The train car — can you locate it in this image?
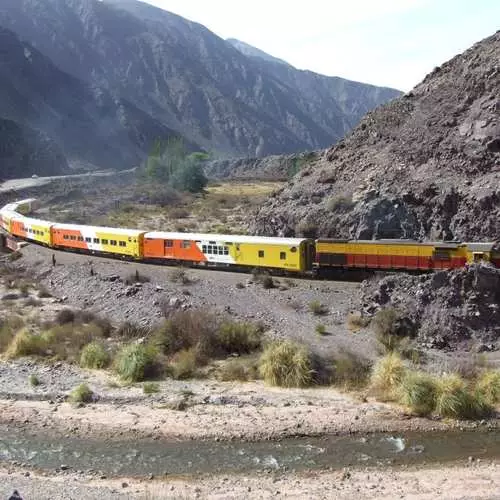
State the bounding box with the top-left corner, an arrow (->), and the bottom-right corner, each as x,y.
0,210 -> 16,233
314,239 -> 468,271
10,215 -> 53,246
52,223 -> 145,259
11,198 -> 39,215
143,232 -> 313,272
465,242 -> 500,267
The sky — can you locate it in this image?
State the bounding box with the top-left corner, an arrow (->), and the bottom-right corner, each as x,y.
142,0 -> 499,91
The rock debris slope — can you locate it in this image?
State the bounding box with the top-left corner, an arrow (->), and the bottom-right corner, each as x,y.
253,31 -> 500,241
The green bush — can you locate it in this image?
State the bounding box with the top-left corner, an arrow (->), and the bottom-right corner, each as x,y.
315,324 -> 327,336
80,342 -> 109,369
217,321 -> 262,355
399,371 -> 437,416
114,343 -> 158,382
476,370 -> 500,406
143,382 -> 160,394
309,301 -> 328,316
169,348 -> 199,380
29,374 -> 41,387
69,383 -> 93,403
259,341 -> 314,388
370,352 -> 406,401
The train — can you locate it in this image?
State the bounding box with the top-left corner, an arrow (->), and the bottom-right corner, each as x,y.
1,198 -> 499,275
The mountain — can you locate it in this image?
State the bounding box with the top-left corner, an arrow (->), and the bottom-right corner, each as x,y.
226,39 -> 291,66
0,26 -> 180,178
0,0 -> 401,159
253,31 -> 500,242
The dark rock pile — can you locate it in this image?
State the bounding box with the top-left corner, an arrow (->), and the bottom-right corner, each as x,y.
253,31 -> 500,242
361,264 -> 500,350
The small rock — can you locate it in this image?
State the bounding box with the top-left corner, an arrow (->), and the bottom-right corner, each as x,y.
121,482 -> 128,488
60,464 -> 70,471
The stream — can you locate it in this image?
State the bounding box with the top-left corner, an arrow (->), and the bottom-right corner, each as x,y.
1,426 -> 499,477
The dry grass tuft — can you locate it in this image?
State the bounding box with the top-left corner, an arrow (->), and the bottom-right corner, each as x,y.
80,342 -> 109,369
370,352 -> 406,401
259,341 -> 314,388
475,370 -> 500,406
398,371 -> 437,416
217,356 -> 259,382
347,312 -> 370,332
114,343 -> 159,382
68,383 -> 94,403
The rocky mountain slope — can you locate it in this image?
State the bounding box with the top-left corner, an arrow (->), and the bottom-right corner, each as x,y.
0,118 -> 68,179
226,39 -> 291,66
0,26 -> 179,178
0,0 -> 400,159
253,31 -> 500,242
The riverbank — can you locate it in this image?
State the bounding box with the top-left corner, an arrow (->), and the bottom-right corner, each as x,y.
1,459 -> 499,499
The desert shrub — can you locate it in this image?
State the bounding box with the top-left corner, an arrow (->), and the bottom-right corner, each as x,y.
259,341 -> 314,388
143,382 -> 160,394
169,348 -> 200,380
434,374 -> 491,419
216,321 -> 262,355
370,352 -> 406,401
327,195 -> 354,212
114,343 -> 159,382
399,371 -> 438,416
309,300 -> 328,316
169,207 -> 190,219
56,308 -> 76,325
331,351 -> 371,389
29,374 -> 41,387
80,342 -> 109,369
116,321 -> 150,339
6,329 -> 46,358
217,357 -> 259,382
346,312 -> 370,332
69,383 -> 93,403
315,324 -> 327,336
475,370 -> 500,406
372,307 -> 415,354
261,275 -> 275,289
0,315 -> 25,352
169,267 -> 190,284
235,282 -> 245,289
151,310 -> 219,358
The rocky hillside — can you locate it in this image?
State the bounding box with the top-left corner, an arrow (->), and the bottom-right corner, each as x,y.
0,0 -> 400,159
0,118 -> 68,179
0,26 -> 180,178
253,31 -> 500,242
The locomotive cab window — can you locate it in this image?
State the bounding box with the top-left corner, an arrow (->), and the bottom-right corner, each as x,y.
258,250 -> 265,258
280,252 -> 286,260
182,241 -> 191,249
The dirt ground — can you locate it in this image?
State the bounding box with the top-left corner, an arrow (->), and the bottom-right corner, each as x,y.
0,460 -> 499,499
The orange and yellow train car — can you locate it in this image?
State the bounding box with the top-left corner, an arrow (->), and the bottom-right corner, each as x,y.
314,239 -> 468,271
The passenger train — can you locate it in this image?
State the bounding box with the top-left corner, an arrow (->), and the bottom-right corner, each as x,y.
1,198 -> 499,275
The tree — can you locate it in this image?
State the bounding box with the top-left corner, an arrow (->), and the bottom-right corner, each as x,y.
144,137 -> 208,193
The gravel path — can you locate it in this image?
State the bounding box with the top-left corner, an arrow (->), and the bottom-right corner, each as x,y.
1,460 -> 499,499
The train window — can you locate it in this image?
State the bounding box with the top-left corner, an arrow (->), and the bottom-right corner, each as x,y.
110,240 -> 117,246
202,245 -> 207,253
70,235 -> 76,241
258,250 -> 264,258
207,245 -> 213,254
85,237 -> 91,243
119,241 -> 126,247
165,240 -> 174,248
280,252 -> 286,260
218,246 -> 223,255
63,235 -> 69,240
102,239 -> 109,245
290,247 -> 297,253
182,241 -> 191,249
41,232 -> 44,237
78,236 -> 84,242
223,247 -> 229,255
93,238 -> 100,244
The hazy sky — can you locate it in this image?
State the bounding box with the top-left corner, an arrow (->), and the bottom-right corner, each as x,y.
143,0 -> 499,91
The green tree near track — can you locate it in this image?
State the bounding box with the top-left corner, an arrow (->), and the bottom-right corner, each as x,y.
145,137 -> 208,193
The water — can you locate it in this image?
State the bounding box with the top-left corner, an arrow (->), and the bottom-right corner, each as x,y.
0,426 -> 499,477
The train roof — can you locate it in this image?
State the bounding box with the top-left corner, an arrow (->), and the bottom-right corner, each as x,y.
12,215 -> 53,226
316,238 -> 464,248
52,223 -> 146,236
144,231 -> 307,246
